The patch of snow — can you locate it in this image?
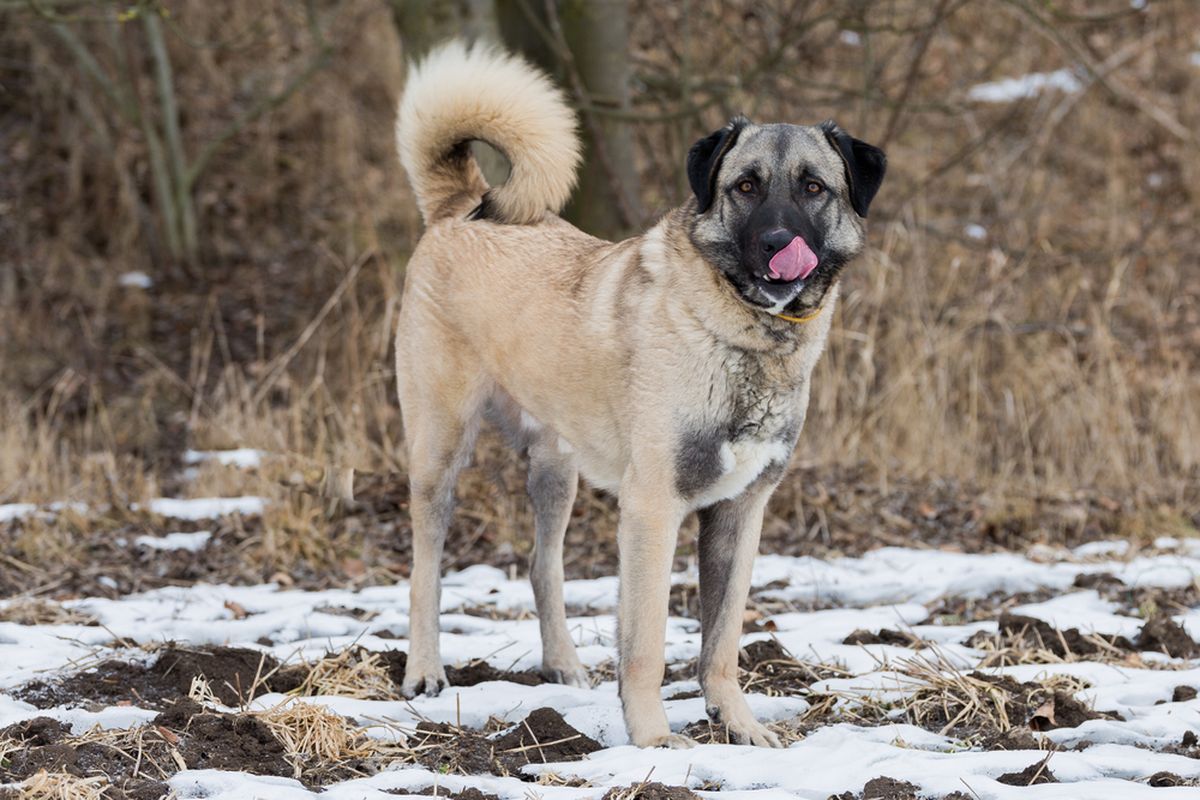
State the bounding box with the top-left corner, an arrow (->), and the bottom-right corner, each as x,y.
139,496 -> 266,520
117,271 -> 153,289
133,531 -> 212,552
182,448 -> 264,469
964,223 -> 987,240
1074,539 -> 1130,559
0,503 -> 36,523
839,30 -> 861,46
0,543 -> 1197,799
1191,52 -> 1200,67
967,68 -> 1082,103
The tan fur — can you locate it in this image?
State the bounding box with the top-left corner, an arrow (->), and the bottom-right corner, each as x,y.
396,41 -> 581,224
393,42 -> 865,749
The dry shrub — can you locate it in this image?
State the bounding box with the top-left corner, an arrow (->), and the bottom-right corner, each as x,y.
1,0 -> 1198,557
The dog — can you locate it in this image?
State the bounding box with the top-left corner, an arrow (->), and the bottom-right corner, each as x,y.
393,41 -> 885,748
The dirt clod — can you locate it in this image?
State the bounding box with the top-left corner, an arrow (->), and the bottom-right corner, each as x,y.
601,783 -> 700,800
1135,613 -> 1199,658
1172,685 -> 1197,703
843,629 -> 919,647
862,776 -> 921,799
447,659 -> 546,688
997,758 -> 1058,785
493,707 -> 602,769
991,612 -> 1132,658
1148,771 -> 1197,787
410,721 -> 497,776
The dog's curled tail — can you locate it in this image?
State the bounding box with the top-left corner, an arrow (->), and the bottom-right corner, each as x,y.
396,41 -> 581,225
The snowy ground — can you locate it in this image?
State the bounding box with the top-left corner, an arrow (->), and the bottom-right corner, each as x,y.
0,498 -> 1198,798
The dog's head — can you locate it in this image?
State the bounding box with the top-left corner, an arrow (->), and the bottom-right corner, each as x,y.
686,117 -> 886,316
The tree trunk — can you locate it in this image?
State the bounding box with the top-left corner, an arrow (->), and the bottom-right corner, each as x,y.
558,0 -> 641,240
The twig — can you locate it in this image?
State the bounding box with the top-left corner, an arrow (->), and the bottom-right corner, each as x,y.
250,250 -> 370,406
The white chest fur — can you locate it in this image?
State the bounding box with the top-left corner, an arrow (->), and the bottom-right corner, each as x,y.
688,438 -> 792,509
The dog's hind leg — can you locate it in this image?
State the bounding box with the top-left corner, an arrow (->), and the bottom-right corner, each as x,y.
526,435 -> 588,687
697,480 -> 783,747
397,354 -> 488,698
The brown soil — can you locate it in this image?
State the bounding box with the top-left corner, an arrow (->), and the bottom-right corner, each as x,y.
172,712 -> 293,777
0,717 -> 171,800
1135,612 -> 1200,658
601,784 -> 700,800
16,645 -> 298,710
375,650 -> 547,691
997,758 -> 1058,786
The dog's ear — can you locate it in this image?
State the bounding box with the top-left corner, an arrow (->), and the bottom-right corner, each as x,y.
820,120 -> 887,218
687,115 -> 750,213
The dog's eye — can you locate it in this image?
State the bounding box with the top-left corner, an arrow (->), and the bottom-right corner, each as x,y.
736,180 -> 755,194
805,180 -> 824,195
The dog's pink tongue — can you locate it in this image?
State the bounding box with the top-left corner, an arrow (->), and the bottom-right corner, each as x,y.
768,236 -> 819,281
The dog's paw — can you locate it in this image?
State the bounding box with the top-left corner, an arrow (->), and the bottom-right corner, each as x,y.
543,664 -> 590,689
635,732 -> 696,749
707,702 -> 783,748
400,666 -> 448,698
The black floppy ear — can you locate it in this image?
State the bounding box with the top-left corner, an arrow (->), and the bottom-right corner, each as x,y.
820,120 -> 887,218
687,115 -> 750,213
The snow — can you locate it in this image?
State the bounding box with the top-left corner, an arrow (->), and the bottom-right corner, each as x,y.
1,542 -> 1197,798
138,495 -> 267,520
3,496 -> 266,523
117,271 -> 153,289
183,448 -> 264,468
133,530 -> 213,552
1191,52 -> 1200,67
964,223 -> 987,240
839,30 -> 861,46
0,503 -> 36,523
967,69 -> 1082,103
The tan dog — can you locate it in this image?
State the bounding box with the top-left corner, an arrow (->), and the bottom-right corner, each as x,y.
394,42 -> 885,748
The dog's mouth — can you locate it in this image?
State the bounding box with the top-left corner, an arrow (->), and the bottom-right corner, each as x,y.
763,236 -> 819,283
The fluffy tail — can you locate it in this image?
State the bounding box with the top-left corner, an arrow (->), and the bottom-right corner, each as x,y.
396,41 -> 581,225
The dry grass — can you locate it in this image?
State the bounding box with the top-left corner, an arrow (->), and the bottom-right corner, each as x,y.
12,771 -> 109,800
0,598 -> 96,626
1,0 -> 1198,573
294,648 -> 395,700
253,698 -> 379,778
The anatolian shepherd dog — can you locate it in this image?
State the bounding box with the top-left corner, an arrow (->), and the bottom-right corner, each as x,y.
394,41 -> 886,748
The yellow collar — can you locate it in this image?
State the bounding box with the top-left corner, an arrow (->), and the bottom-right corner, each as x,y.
774,306 -> 823,324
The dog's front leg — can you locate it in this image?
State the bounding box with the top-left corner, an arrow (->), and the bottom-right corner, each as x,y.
616,478 -> 692,748
697,485 -> 783,747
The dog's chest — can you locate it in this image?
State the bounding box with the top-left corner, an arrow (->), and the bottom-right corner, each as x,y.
674,350 -> 805,506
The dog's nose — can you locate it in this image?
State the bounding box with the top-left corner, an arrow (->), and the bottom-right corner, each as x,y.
760,228 -> 795,256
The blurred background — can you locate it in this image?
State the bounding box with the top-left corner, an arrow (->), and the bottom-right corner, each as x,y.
1,0 -> 1198,591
